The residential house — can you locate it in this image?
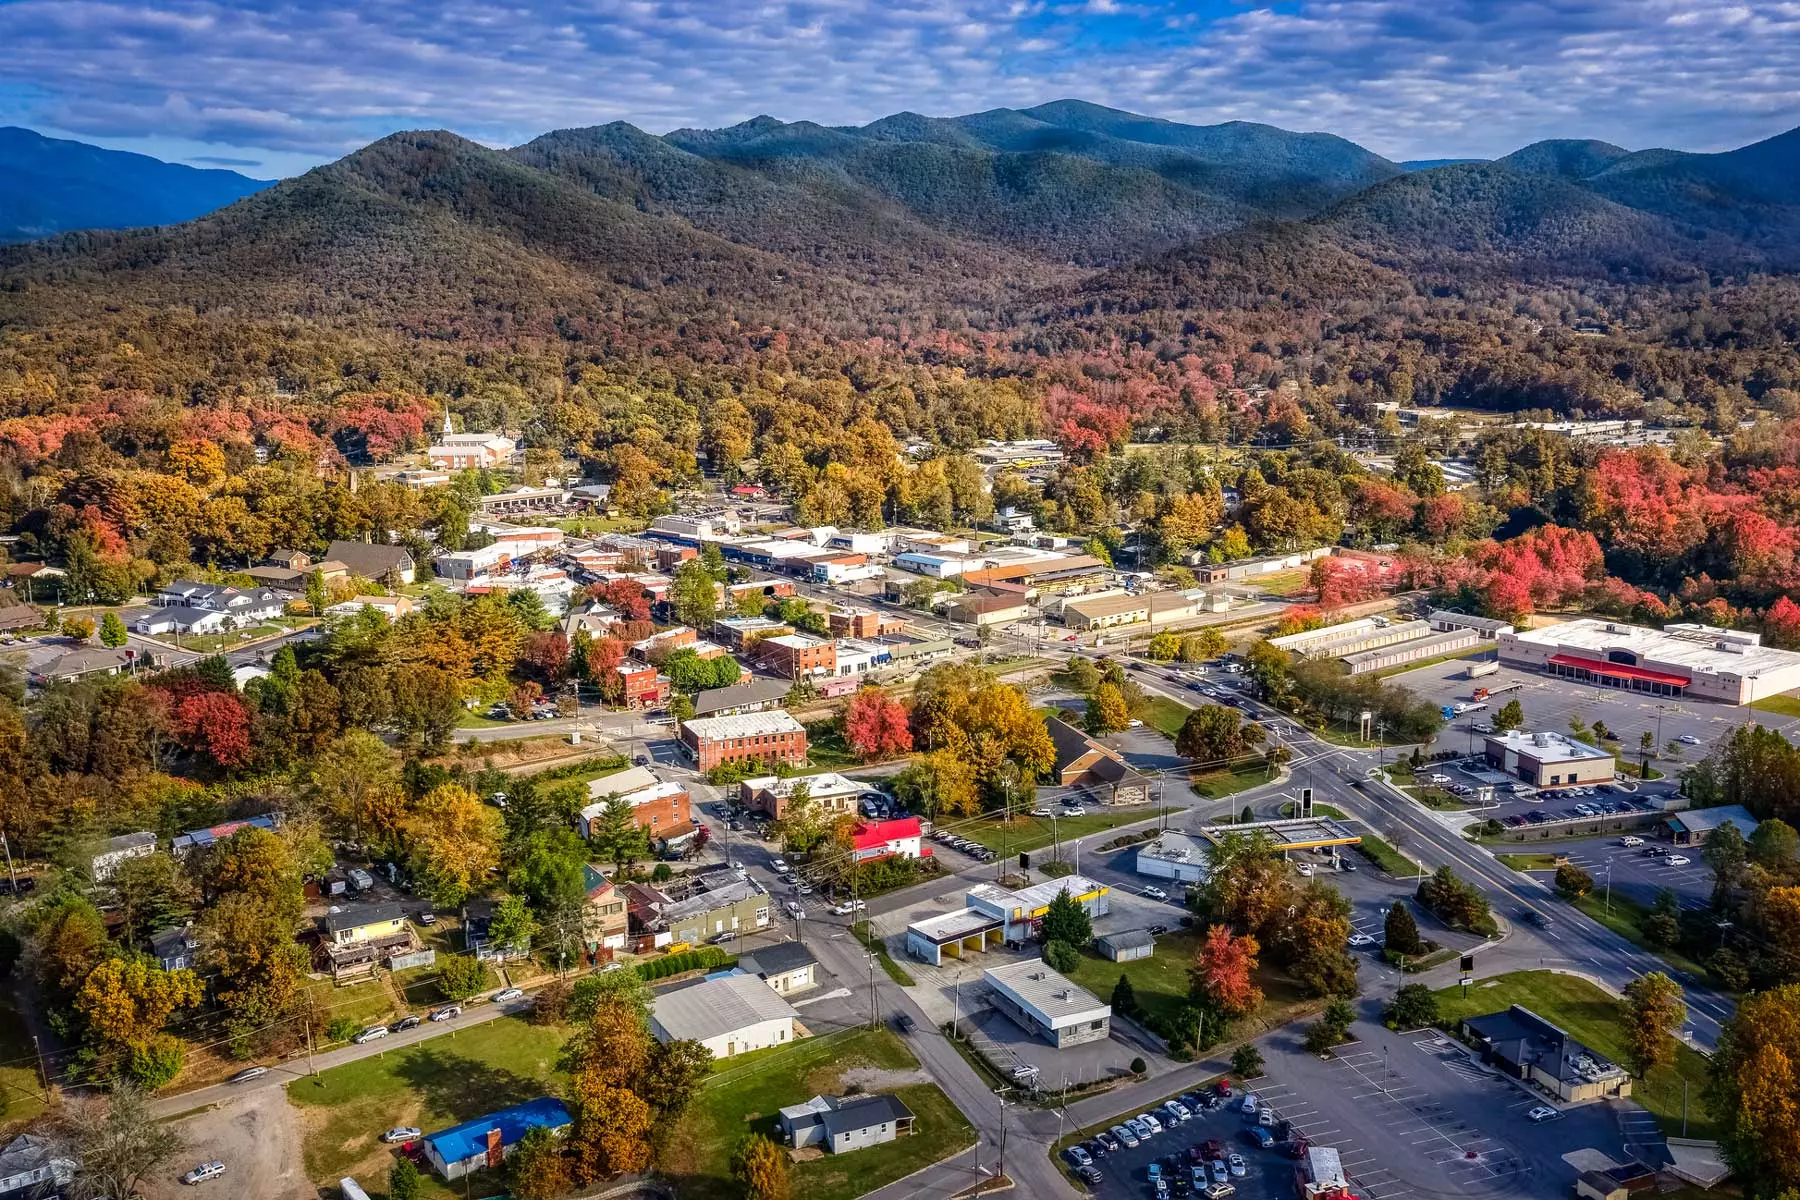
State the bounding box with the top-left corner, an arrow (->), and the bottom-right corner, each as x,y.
90,830 -> 156,882
0,1134 -> 75,1200
581,865 -> 628,954
627,869 -> 770,949
30,646 -> 134,684
0,603 -> 42,633
325,594 -> 415,620
736,940 -> 821,996
649,972 -> 800,1059
679,711 -> 808,772
171,813 -> 280,856
776,1093 -> 915,1154
691,677 -> 790,719
150,925 -> 199,971
1046,717 -> 1150,804
422,1097 -> 570,1181
322,903 -> 411,948
850,817 -> 925,863
153,580 -> 290,626
324,540 -> 417,586
463,898 -> 530,961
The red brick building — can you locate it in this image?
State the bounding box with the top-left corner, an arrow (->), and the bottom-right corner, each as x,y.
655,545 -> 698,572
618,663 -> 670,708
754,633 -> 837,679
827,607 -> 905,639
680,711 -> 808,772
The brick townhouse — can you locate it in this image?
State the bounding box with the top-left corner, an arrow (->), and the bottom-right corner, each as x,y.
680,711 -> 809,772
754,633 -> 837,679
618,662 -> 670,708
827,607 -> 906,639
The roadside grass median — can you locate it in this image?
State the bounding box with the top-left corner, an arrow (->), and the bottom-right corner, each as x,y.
853,920 -> 916,986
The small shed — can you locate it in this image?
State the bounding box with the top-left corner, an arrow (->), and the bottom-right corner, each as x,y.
1095,929 -> 1156,962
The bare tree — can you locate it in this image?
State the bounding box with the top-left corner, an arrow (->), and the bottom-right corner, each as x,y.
55,1082 -> 187,1200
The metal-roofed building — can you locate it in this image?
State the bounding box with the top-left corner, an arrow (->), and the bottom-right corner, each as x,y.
1461,1005 -> 1631,1103
1095,929 -> 1156,962
1499,617 -> 1800,704
422,1097 -> 572,1180
650,971 -> 800,1059
1665,804 -> 1758,846
776,1093 -> 915,1153
967,875 -> 1110,946
904,907 -> 1005,967
678,710 -> 807,772
1196,817 -> 1362,854
1428,610 -> 1517,639
982,959 -> 1111,1047
737,940 -> 820,995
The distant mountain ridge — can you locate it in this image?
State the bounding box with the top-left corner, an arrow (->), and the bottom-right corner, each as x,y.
0,126 -> 272,242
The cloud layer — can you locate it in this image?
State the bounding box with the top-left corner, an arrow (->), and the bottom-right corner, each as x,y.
2,0 -> 1798,172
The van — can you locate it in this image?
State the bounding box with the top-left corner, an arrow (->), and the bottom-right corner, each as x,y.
352,1025 -> 390,1044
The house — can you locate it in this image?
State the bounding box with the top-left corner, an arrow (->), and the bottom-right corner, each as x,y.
691,677 -> 790,719
149,925 -> 199,971
1095,929 -> 1156,962
851,817 -> 925,863
755,633 -> 837,679
134,605 -> 232,636
324,540 -> 417,586
0,1134 -> 75,1200
422,1097 -> 570,1181
322,903 -> 410,947
738,771 -> 866,819
0,603 -> 41,633
776,1093 -> 915,1153
678,711 -> 808,772
650,972 -> 800,1059
90,830 -> 157,881
1665,805 -> 1759,847
30,646 -> 134,684
1046,717 -> 1150,804
463,899 -> 530,961
1461,1005 -> 1631,1103
581,865 -> 628,954
982,959 -> 1111,1048
170,813 -> 281,856
736,940 -> 821,996
153,581 -> 290,625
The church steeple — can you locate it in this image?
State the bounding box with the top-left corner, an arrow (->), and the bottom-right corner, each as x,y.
442,409 -> 454,436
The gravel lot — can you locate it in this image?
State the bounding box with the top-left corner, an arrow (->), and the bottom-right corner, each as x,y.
142,1088 -> 311,1200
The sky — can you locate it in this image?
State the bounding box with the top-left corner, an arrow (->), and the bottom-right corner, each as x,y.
1,0 -> 1798,178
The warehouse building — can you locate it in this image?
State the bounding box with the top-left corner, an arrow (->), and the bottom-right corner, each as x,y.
650,972 -> 799,1060
982,959 -> 1111,1048
1498,618 -> 1800,704
1341,627 -> 1479,675
1428,610 -> 1517,639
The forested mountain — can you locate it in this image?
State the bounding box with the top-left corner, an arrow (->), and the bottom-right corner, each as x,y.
0,126 -> 271,243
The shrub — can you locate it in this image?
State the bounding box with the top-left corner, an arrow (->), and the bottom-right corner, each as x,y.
1384,983 -> 1439,1030
438,953 -> 489,1001
1129,1056 -> 1147,1076
126,1035 -> 184,1089
530,977 -> 570,1025
1554,863 -> 1594,898
325,1017 -> 361,1043
1230,1043 -> 1265,1078
1043,939 -> 1080,973
637,947 -> 734,981
389,1158 -> 422,1200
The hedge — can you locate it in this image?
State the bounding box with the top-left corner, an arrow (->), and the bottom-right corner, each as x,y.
637,946 -> 736,981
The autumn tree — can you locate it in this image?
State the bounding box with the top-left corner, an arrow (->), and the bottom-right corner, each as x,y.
108,852 -> 196,945
891,749 -> 980,820
670,559 -> 718,630
99,611 -> 128,647
1179,628 -> 1227,662
307,729 -> 405,851
1085,682 -> 1130,736
564,1000 -> 657,1182
1709,982 -> 1800,1193
1196,832 -> 1290,934
732,1133 -> 791,1200
57,1082 -> 187,1200
437,953 -> 487,1001
31,894 -> 111,999
1176,704 -> 1261,764
405,783 -> 503,906
1146,632 -> 1181,662
1190,925 -> 1263,1018
839,687 -> 913,762
200,892 -> 309,1037
169,691 -> 252,771
1622,971 -> 1686,1079
75,956 -> 203,1068
507,1124 -> 573,1200
1752,818 -> 1800,871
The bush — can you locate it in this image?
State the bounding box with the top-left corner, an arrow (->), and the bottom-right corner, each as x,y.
651,863 -> 673,883
1043,939 -> 1080,973
325,1017 -> 361,1043
637,947 -> 734,981
1303,1021 -> 1341,1056
126,1035 -> 184,1089
1112,975 -> 1140,1019
438,953 -> 489,1001
1554,862 -> 1594,898
1384,983 -> 1439,1030
389,1157 -> 422,1200
1230,1043 -> 1265,1078
1129,1056 -> 1147,1076
530,977 -> 570,1025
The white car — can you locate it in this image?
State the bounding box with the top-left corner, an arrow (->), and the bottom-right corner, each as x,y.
1128,719 -> 1144,729
1067,1144 -> 1093,1168
1666,855 -> 1691,866
1347,933 -> 1377,947
831,900 -> 867,915
1228,1153 -> 1247,1177
352,1025 -> 390,1044
429,1005 -> 460,1021
1142,886 -> 1169,901
1429,773 -> 1452,784
1679,734 -> 1702,746
784,900 -> 805,917
1139,1112 -> 1164,1135
1621,835 -> 1644,847
492,987 -> 524,1003
1525,1105 -> 1562,1123
771,857 -> 789,872
1113,1123 -> 1139,1148
1295,863 -> 1315,877
1240,1093 -> 1258,1115
182,1162 -> 227,1185
1062,807 -> 1084,818
381,1126 -> 422,1143
1030,808 -> 1054,818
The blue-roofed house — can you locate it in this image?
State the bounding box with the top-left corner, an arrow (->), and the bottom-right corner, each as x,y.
422,1097 -> 572,1180
170,813 -> 281,857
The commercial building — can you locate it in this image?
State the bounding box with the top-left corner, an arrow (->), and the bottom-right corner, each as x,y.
679,711 -> 808,772
904,907 -> 1006,967
712,615 -> 795,651
324,540 -> 416,585
1498,618 -> 1800,704
1046,717 -> 1150,804
90,830 -> 157,882
1665,805 -> 1758,846
1195,817 -> 1362,855
1428,610 -> 1517,639
426,426 -> 517,472
737,771 -> 865,819
777,1093 -> 915,1154
577,777 -> 691,841
30,645 -> 135,684
1461,1006 -> 1631,1103
736,940 -> 821,996
645,869 -> 772,947
982,959 -> 1112,1048
650,972 -> 800,1059
1135,831 -> 1213,883
1483,730 -> 1615,788
422,1098 -> 571,1181
1062,590 -> 1206,631
691,677 -> 790,719
946,591 -> 1032,627
1341,627 -> 1479,675
754,633 -> 837,679
1189,547 -> 1332,581
971,875 -> 1109,943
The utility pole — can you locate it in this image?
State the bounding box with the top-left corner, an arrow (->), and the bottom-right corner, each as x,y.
31,1035 -> 48,1100
0,831 -> 16,894
994,1086 -> 1011,1183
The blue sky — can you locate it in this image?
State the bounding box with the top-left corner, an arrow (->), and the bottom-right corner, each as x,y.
1,0 -> 1797,178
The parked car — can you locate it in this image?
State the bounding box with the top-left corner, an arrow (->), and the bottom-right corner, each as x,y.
1142,886 -> 1169,901
353,1026 -> 390,1044
1525,1105 -> 1561,1123
1139,1112 -> 1165,1135
1096,1130 -> 1121,1154
1112,1124 -> 1139,1148
1679,733 -> 1702,745
1666,854 -> 1691,866
1011,1063 -> 1041,1083
1347,933 -> 1376,947
1227,1153 -> 1247,1177
1210,1160 -> 1230,1185
1076,1164 -> 1103,1186
492,987 -> 524,1003
1240,1093 -> 1258,1115
1245,1126 -> 1276,1149
182,1161 -> 227,1185
1621,835 -> 1644,847
227,1066 -> 267,1084
429,1005 -> 461,1022
1066,1145 -> 1093,1168
391,1015 -> 422,1032
382,1127 -> 423,1143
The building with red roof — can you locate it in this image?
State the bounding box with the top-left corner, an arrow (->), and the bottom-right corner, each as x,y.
852,817 -> 926,863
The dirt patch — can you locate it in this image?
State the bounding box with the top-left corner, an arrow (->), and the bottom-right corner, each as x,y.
838,1066 -> 932,1092
140,1088 -> 311,1200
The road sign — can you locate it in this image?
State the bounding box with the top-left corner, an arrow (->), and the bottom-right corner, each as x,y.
1460,953 -> 1476,973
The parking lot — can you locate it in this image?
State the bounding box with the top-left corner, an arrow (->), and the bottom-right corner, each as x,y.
1538,833 -> 1715,912
1413,755 -> 1675,834
1068,1086 -> 1318,1200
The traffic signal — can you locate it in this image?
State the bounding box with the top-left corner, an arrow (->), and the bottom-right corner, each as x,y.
1300,787 -> 1314,816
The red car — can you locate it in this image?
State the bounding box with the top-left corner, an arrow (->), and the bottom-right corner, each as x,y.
1214,1078 -> 1234,1098
1202,1139 -> 1224,1162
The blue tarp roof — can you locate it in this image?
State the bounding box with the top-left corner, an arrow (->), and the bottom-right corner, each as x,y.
423,1097 -> 572,1164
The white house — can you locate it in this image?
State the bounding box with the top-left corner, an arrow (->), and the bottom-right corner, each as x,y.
649,972 -> 800,1060
90,831 -> 156,882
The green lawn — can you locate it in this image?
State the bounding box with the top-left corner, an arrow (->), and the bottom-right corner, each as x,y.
1497,853 -> 1562,871
1063,929 -> 1203,1028
853,921 -> 917,986
1139,696 -> 1192,739
803,722 -> 867,771
960,808 -> 1156,856
0,992 -> 46,1128
1191,761 -> 1274,800
661,1027 -> 976,1200
287,1015 -> 570,1186
1751,692 -> 1800,719
456,708 -> 515,729
1432,971 -> 1715,1138
305,977 -> 402,1036
1355,831 -> 1420,876
1569,892 -> 1713,981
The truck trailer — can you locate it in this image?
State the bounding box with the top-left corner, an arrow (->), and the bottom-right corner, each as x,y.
1465,660 -> 1500,680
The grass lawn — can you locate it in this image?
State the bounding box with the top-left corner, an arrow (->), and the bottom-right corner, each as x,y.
456,708 -> 514,729
1751,691 -> 1800,719
1251,569 -> 1313,597
1063,929 -> 1203,1028
802,722 -> 866,771
1191,761 -> 1274,800
1355,831 -> 1420,876
1569,892 -> 1713,981
1139,696 -> 1192,739
853,920 -> 917,986
1497,853 -> 1563,871
961,808 -> 1156,855
0,992 -> 46,1128
662,1027 -> 976,1200
287,1015 -> 570,1186
305,977 -> 401,1036
1432,971 -> 1715,1138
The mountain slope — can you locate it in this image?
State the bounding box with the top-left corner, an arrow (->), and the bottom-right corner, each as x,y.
0,126 -> 271,242
1582,126 -> 1800,260
1499,139 -> 1631,180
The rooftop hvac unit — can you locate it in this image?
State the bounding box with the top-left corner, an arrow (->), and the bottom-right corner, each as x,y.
1533,732 -> 1552,747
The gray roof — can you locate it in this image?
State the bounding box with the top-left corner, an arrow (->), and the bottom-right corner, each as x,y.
822,1093 -> 914,1138
652,972 -> 799,1044
1667,805 -> 1757,837
661,872 -> 764,924
325,540 -> 415,578
104,831 -> 157,855
738,940 -> 818,978
1097,928 -> 1156,952
1428,610 -> 1515,633
36,646 -> 132,678
691,677 -> 790,717
1046,715 -> 1105,772
321,903 -> 410,933
150,925 -> 197,956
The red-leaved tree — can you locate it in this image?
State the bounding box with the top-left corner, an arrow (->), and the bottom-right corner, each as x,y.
840,687 -> 913,762
520,631 -> 570,682
172,692 -> 252,770
602,579 -> 652,622
1189,924 -> 1263,1018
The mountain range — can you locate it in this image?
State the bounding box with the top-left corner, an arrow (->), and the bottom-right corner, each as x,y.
3,100 -> 1799,343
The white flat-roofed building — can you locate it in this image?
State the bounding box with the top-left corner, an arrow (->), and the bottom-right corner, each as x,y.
1135,832 -> 1213,883
650,972 -> 798,1060
967,875 -> 1109,945
982,959 -> 1111,1048
1483,730 -> 1615,788
1498,617 -> 1800,704
904,907 -> 1005,966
